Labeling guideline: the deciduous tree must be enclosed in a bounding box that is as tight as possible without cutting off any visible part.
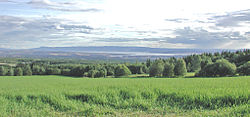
[174,59,187,76]
[163,63,175,77]
[114,64,131,77]
[149,59,164,77]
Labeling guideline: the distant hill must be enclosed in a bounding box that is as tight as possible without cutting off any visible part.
[34,46,226,53]
[0,46,235,61]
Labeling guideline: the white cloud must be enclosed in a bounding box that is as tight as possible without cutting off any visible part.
[0,0,250,49]
[28,0,102,12]
[0,0,9,2]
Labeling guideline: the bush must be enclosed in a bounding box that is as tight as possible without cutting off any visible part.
[196,59,236,77]
[237,61,250,76]
[114,64,131,77]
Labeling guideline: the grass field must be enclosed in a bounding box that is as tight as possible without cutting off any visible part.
[0,75,249,116]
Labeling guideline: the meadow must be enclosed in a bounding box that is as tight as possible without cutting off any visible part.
[0,75,249,116]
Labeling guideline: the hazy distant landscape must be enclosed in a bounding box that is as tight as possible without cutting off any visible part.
[0,46,234,60]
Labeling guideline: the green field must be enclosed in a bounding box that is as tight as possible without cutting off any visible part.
[0,76,249,116]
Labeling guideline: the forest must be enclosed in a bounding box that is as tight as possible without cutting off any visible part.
[0,49,249,78]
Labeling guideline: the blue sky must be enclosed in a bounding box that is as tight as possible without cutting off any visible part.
[0,0,250,49]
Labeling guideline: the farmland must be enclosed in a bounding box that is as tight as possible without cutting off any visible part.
[0,75,249,116]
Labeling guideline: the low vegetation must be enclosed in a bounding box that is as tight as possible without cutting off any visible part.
[0,75,249,116]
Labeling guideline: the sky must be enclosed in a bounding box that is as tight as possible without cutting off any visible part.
[0,0,250,49]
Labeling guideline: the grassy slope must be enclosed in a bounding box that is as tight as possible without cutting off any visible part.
[0,75,249,116]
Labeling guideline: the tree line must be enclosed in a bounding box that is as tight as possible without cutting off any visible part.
[0,49,249,78]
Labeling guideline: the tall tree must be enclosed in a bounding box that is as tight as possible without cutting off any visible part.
[114,64,131,77]
[32,65,41,75]
[61,69,71,76]
[174,59,187,76]
[128,65,144,74]
[14,67,23,76]
[46,68,61,75]
[0,66,6,76]
[96,68,107,78]
[146,59,151,68]
[23,65,32,76]
[6,67,14,76]
[237,61,250,76]
[190,55,202,72]
[163,63,175,77]
[149,59,164,77]
[200,57,213,69]
[70,66,85,77]
[88,70,98,78]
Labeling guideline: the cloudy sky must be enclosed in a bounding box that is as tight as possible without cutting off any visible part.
[0,0,250,49]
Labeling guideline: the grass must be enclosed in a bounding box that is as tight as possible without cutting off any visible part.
[0,75,249,116]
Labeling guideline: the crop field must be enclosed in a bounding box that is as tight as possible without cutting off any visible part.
[0,75,249,116]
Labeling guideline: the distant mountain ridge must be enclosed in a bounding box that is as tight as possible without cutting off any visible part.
[34,46,230,53]
[0,46,236,61]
